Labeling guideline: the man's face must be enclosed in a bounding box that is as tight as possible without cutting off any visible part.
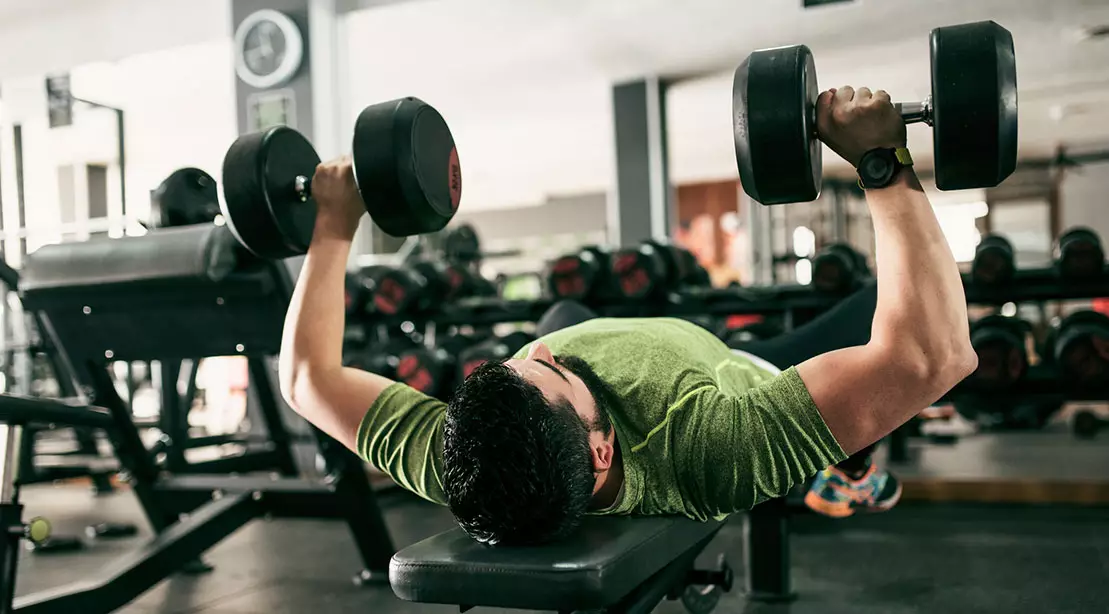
[503,343,615,482]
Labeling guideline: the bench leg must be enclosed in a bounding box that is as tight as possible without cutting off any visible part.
[743,497,796,603]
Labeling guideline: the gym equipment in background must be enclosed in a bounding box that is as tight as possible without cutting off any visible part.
[1054,227,1106,281]
[967,314,1030,391]
[457,332,537,381]
[148,168,222,229]
[809,243,871,294]
[611,240,708,301]
[548,246,615,303]
[733,20,1016,205]
[1043,310,1109,392]
[221,97,460,259]
[971,233,1016,286]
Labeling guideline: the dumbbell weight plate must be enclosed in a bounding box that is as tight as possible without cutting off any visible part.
[733,44,821,205]
[353,98,461,237]
[222,127,320,259]
[612,245,668,300]
[930,21,1018,191]
[149,168,221,229]
[1056,227,1105,280]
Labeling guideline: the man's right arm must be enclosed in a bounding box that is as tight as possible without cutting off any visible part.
[796,86,977,454]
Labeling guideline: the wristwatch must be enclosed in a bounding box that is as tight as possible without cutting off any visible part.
[857,147,913,190]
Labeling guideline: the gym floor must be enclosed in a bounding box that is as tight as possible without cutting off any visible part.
[14,432,1109,614]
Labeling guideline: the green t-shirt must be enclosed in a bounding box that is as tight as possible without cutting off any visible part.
[356,317,846,520]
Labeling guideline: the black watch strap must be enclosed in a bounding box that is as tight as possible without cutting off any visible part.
[857,147,913,190]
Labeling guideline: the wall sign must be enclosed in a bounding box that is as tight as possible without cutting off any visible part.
[247,89,297,131]
[46,74,73,128]
[233,9,305,90]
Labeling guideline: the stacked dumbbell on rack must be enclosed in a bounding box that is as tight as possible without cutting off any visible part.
[954,226,1109,431]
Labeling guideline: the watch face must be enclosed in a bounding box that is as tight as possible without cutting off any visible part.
[860,150,895,187]
[243,20,287,79]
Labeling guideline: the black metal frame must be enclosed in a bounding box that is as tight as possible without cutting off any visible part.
[0,357,396,614]
[152,356,299,477]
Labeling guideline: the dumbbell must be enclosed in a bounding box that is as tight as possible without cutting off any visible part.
[458,331,538,381]
[611,240,706,301]
[971,233,1015,286]
[396,334,479,401]
[148,167,222,229]
[444,223,482,264]
[1073,409,1105,439]
[721,320,784,348]
[220,97,461,259]
[442,261,497,302]
[344,336,419,379]
[733,20,1016,205]
[1054,227,1105,281]
[810,243,871,294]
[345,271,371,319]
[1043,310,1109,392]
[967,315,1030,391]
[548,246,614,303]
[372,260,452,316]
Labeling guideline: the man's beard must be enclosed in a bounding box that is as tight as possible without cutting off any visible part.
[555,355,616,436]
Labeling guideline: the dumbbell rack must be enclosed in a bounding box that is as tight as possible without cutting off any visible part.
[931,266,1109,433]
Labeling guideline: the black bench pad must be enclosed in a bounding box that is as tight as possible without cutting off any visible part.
[390,515,725,611]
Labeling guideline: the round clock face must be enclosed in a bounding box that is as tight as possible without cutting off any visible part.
[234,10,304,90]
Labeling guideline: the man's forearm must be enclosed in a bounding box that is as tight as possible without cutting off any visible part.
[278,231,353,397]
[865,170,973,373]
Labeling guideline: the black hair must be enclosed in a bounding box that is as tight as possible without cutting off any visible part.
[443,358,608,546]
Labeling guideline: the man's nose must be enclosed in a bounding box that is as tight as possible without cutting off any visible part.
[526,342,553,362]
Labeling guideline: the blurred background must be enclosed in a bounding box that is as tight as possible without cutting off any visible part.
[0,0,1106,282]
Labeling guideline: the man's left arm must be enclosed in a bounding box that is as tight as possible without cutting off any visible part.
[671,368,846,517]
[278,157,403,453]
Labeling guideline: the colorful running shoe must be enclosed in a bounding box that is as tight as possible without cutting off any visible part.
[803,463,902,518]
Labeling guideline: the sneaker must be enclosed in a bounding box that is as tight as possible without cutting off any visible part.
[803,463,902,518]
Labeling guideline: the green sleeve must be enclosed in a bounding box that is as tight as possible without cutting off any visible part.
[355,382,448,505]
[670,367,846,518]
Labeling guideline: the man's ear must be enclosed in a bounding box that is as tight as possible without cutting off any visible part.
[591,439,615,472]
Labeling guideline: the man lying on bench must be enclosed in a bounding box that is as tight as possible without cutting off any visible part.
[277,86,976,601]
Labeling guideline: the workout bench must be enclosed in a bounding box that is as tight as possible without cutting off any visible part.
[390,496,798,613]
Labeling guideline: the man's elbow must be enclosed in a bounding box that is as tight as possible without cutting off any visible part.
[278,356,310,413]
[903,342,977,394]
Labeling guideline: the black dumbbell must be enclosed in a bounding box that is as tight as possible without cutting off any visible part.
[967,315,1030,391]
[442,261,497,302]
[810,243,870,294]
[371,260,452,316]
[1073,409,1105,439]
[345,271,371,319]
[221,98,461,259]
[344,336,419,379]
[1055,227,1105,281]
[971,234,1016,286]
[444,223,482,264]
[396,335,479,401]
[457,331,538,381]
[721,320,784,348]
[548,245,614,303]
[733,20,1016,205]
[1044,310,1109,392]
[611,240,703,300]
[148,168,222,229]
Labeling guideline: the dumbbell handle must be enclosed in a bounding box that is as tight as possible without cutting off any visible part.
[811,96,933,135]
[294,175,312,203]
[896,96,933,126]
